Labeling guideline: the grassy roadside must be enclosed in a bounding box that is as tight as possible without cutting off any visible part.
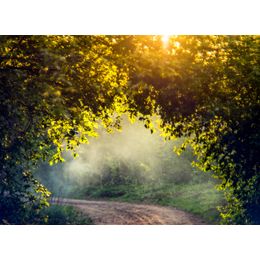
[76,182,225,224]
[40,205,93,225]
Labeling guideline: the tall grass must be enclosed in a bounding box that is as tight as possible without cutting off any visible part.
[39,205,93,225]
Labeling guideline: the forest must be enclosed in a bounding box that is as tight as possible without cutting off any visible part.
[0,35,259,224]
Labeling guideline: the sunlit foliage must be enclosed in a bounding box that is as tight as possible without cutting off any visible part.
[0,36,129,223]
[126,36,260,224]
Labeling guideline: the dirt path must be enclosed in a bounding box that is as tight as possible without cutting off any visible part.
[51,198,206,225]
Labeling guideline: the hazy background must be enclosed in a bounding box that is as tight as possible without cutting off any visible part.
[36,117,214,198]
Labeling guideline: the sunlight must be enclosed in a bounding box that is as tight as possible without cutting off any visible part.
[161,35,170,46]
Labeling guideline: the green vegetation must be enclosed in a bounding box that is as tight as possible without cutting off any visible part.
[39,205,92,225]
[0,36,259,224]
[0,36,129,224]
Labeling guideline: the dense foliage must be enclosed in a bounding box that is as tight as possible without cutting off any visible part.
[0,35,259,224]
[0,36,129,223]
[126,36,260,224]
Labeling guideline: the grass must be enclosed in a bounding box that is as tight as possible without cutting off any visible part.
[77,182,225,224]
[40,205,93,225]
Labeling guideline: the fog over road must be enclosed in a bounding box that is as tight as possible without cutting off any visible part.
[51,198,206,225]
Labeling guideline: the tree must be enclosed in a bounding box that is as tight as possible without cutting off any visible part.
[125,36,260,224]
[0,36,129,223]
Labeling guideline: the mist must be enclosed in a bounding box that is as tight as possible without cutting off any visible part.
[36,117,212,197]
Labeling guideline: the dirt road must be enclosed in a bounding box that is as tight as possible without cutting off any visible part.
[51,198,206,224]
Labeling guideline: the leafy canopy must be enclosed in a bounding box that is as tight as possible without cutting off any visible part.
[0,35,259,224]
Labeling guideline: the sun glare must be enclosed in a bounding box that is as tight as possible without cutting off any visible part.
[161,35,170,46]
